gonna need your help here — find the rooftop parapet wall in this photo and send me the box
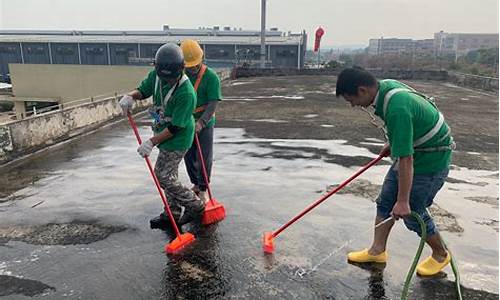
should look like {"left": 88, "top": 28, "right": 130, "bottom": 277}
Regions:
{"left": 232, "top": 67, "right": 448, "bottom": 80}
{"left": 448, "top": 72, "right": 499, "bottom": 93}
{"left": 0, "top": 95, "right": 150, "bottom": 165}
{"left": 232, "top": 67, "right": 497, "bottom": 93}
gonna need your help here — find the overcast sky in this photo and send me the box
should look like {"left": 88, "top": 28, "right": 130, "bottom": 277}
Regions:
{"left": 0, "top": 0, "right": 498, "bottom": 48}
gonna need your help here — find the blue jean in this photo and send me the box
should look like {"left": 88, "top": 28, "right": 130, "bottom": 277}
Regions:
{"left": 376, "top": 163, "right": 449, "bottom": 237}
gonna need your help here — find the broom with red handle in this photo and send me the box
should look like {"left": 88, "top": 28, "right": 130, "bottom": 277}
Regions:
{"left": 194, "top": 133, "right": 226, "bottom": 225}
{"left": 263, "top": 155, "right": 384, "bottom": 254}
{"left": 127, "top": 113, "right": 195, "bottom": 254}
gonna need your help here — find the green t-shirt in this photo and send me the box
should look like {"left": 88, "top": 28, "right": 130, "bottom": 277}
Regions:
{"left": 187, "top": 66, "right": 222, "bottom": 128}
{"left": 137, "top": 70, "right": 196, "bottom": 151}
{"left": 374, "top": 79, "right": 453, "bottom": 174}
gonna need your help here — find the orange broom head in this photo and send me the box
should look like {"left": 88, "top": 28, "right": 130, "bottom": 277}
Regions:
{"left": 164, "top": 232, "right": 195, "bottom": 254}
{"left": 263, "top": 232, "right": 275, "bottom": 254}
{"left": 201, "top": 198, "right": 226, "bottom": 225}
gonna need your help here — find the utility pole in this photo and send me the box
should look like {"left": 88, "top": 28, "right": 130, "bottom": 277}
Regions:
{"left": 260, "top": 0, "right": 266, "bottom": 68}
{"left": 438, "top": 34, "right": 444, "bottom": 70}
{"left": 317, "top": 47, "right": 321, "bottom": 68}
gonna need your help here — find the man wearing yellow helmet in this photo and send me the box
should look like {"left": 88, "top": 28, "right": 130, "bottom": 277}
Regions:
{"left": 180, "top": 39, "right": 222, "bottom": 203}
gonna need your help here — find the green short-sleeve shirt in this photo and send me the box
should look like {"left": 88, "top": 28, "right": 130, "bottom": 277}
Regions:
{"left": 374, "top": 79, "right": 452, "bottom": 174}
{"left": 187, "top": 66, "right": 222, "bottom": 128}
{"left": 137, "top": 70, "right": 196, "bottom": 151}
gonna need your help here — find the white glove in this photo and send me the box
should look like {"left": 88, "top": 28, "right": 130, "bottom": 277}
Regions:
{"left": 137, "top": 139, "right": 154, "bottom": 157}
{"left": 119, "top": 95, "right": 135, "bottom": 116}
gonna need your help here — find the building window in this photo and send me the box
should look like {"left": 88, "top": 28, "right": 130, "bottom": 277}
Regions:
{"left": 277, "top": 50, "right": 296, "bottom": 57}
{"left": 55, "top": 46, "right": 75, "bottom": 55}
{"left": 0, "top": 46, "right": 17, "bottom": 53}
{"left": 207, "top": 49, "right": 229, "bottom": 59}
{"left": 236, "top": 48, "right": 259, "bottom": 60}
{"left": 85, "top": 47, "right": 105, "bottom": 54}
{"left": 26, "top": 46, "right": 45, "bottom": 54}
{"left": 115, "top": 47, "right": 129, "bottom": 54}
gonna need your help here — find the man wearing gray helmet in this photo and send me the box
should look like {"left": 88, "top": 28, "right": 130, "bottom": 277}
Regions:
{"left": 119, "top": 43, "right": 205, "bottom": 230}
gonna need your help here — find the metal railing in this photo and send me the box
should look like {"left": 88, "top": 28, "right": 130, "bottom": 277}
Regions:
{"left": 27, "top": 90, "right": 129, "bottom": 117}
{"left": 451, "top": 71, "right": 499, "bottom": 80}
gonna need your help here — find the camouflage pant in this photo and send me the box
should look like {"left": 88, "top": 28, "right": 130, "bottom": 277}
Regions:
{"left": 154, "top": 149, "right": 205, "bottom": 221}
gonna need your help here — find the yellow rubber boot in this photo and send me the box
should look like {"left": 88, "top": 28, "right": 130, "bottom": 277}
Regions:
{"left": 416, "top": 252, "right": 451, "bottom": 276}
{"left": 347, "top": 248, "right": 387, "bottom": 263}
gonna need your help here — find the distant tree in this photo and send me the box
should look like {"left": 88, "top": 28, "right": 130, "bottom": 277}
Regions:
{"left": 352, "top": 53, "right": 370, "bottom": 66}
{"left": 449, "top": 62, "right": 460, "bottom": 70}
{"left": 336, "top": 47, "right": 498, "bottom": 77}
{"left": 463, "top": 48, "right": 498, "bottom": 66}
{"left": 469, "top": 66, "right": 480, "bottom": 75}
{"left": 339, "top": 53, "right": 353, "bottom": 66}
{"left": 325, "top": 60, "right": 341, "bottom": 69}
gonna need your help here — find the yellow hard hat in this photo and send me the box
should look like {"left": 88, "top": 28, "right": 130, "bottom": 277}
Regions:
{"left": 180, "top": 39, "right": 204, "bottom": 68}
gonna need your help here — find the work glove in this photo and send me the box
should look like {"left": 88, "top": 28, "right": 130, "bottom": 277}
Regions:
{"left": 119, "top": 95, "right": 135, "bottom": 116}
{"left": 137, "top": 139, "right": 154, "bottom": 157}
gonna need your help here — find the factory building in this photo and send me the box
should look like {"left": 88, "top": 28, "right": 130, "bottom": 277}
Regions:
{"left": 0, "top": 27, "right": 307, "bottom": 79}
{"left": 368, "top": 32, "right": 498, "bottom": 57}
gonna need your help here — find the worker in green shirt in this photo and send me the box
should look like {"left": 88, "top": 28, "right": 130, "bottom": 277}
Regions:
{"left": 335, "top": 67, "right": 455, "bottom": 276}
{"left": 118, "top": 43, "right": 205, "bottom": 230}
{"left": 180, "top": 39, "right": 222, "bottom": 203}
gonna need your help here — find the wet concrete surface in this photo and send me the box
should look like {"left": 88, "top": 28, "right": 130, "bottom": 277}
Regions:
{"left": 0, "top": 222, "right": 127, "bottom": 246}
{"left": 0, "top": 76, "right": 498, "bottom": 299}
{"left": 0, "top": 275, "right": 54, "bottom": 297}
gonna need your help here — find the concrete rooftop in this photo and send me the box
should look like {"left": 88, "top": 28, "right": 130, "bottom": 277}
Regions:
{"left": 0, "top": 75, "right": 498, "bottom": 299}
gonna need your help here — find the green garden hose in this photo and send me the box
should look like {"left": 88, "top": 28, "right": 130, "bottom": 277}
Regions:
{"left": 401, "top": 211, "right": 463, "bottom": 300}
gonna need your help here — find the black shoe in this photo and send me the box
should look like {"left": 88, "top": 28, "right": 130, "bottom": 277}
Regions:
{"left": 150, "top": 205, "right": 204, "bottom": 230}
{"left": 172, "top": 204, "right": 204, "bottom": 228}
{"left": 150, "top": 213, "right": 176, "bottom": 230}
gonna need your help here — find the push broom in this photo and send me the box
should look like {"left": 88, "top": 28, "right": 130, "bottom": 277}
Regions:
{"left": 127, "top": 113, "right": 195, "bottom": 254}
{"left": 194, "top": 133, "right": 226, "bottom": 225}
{"left": 263, "top": 155, "right": 384, "bottom": 254}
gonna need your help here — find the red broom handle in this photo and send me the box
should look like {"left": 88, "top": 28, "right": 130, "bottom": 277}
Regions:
{"left": 194, "top": 133, "right": 215, "bottom": 203}
{"left": 272, "top": 155, "right": 384, "bottom": 238}
{"left": 127, "top": 114, "right": 182, "bottom": 239}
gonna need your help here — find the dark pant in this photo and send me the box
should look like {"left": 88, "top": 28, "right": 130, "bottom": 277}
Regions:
{"left": 184, "top": 125, "right": 214, "bottom": 191}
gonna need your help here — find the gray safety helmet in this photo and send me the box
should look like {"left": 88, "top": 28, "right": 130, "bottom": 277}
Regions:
{"left": 154, "top": 43, "right": 185, "bottom": 81}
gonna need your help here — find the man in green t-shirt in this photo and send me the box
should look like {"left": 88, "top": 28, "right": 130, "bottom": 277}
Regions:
{"left": 118, "top": 43, "right": 204, "bottom": 230}
{"left": 335, "top": 67, "right": 455, "bottom": 276}
{"left": 180, "top": 39, "right": 222, "bottom": 203}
